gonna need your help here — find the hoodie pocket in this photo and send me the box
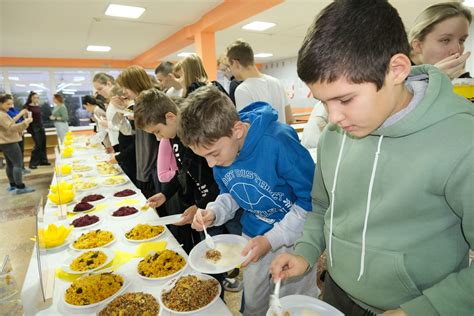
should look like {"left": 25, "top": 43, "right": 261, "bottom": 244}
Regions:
{"left": 328, "top": 234, "right": 421, "bottom": 310}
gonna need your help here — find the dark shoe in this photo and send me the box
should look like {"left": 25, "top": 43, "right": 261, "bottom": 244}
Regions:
{"left": 16, "top": 187, "right": 35, "bottom": 194}
{"left": 223, "top": 278, "right": 243, "bottom": 292}
{"left": 29, "top": 165, "right": 38, "bottom": 169}
{"left": 39, "top": 162, "right": 51, "bottom": 166}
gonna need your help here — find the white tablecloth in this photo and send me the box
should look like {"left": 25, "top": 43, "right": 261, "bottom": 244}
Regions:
{"left": 20, "top": 141, "right": 231, "bottom": 316}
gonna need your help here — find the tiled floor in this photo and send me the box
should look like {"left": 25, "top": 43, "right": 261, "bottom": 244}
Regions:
{"left": 0, "top": 163, "right": 244, "bottom": 315}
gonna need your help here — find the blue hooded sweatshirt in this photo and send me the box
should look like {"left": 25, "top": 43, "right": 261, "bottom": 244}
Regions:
{"left": 212, "top": 102, "right": 314, "bottom": 238}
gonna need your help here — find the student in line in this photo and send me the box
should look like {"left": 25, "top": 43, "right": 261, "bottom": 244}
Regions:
{"left": 179, "top": 86, "right": 318, "bottom": 315}
{"left": 24, "top": 91, "right": 50, "bottom": 169}
{"left": 7, "top": 102, "right": 29, "bottom": 174}
{"left": 82, "top": 95, "right": 112, "bottom": 151}
{"left": 0, "top": 94, "right": 35, "bottom": 194}
{"left": 226, "top": 39, "right": 294, "bottom": 124}
{"left": 270, "top": 1, "right": 474, "bottom": 315}
{"left": 154, "top": 62, "right": 183, "bottom": 97}
{"left": 49, "top": 94, "right": 69, "bottom": 142}
{"left": 410, "top": 1, "right": 472, "bottom": 79}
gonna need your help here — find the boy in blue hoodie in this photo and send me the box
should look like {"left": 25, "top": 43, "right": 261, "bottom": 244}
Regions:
{"left": 270, "top": 1, "right": 474, "bottom": 316}
{"left": 178, "top": 86, "right": 319, "bottom": 316}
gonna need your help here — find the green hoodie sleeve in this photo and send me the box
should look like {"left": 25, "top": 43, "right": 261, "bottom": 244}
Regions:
{"left": 294, "top": 132, "right": 328, "bottom": 267}
{"left": 401, "top": 146, "right": 474, "bottom": 316}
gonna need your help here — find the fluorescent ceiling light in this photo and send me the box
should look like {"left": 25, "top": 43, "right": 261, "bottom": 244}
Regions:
{"left": 464, "top": 0, "right": 474, "bottom": 7}
{"left": 62, "top": 91, "right": 75, "bottom": 95}
{"left": 87, "top": 45, "right": 111, "bottom": 52}
{"left": 177, "top": 52, "right": 195, "bottom": 57}
{"left": 29, "top": 83, "right": 49, "bottom": 90}
{"left": 105, "top": 4, "right": 145, "bottom": 19}
{"left": 73, "top": 76, "right": 85, "bottom": 82}
{"left": 242, "top": 21, "right": 276, "bottom": 31}
{"left": 8, "top": 76, "right": 19, "bottom": 81}
{"left": 15, "top": 84, "right": 26, "bottom": 87}
{"left": 62, "top": 89, "right": 77, "bottom": 92}
{"left": 254, "top": 53, "right": 273, "bottom": 58}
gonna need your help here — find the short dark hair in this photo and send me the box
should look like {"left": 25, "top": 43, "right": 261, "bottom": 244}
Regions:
{"left": 297, "top": 0, "right": 410, "bottom": 90}
{"left": 134, "top": 88, "right": 178, "bottom": 129}
{"left": 0, "top": 93, "right": 12, "bottom": 104}
{"left": 154, "top": 61, "right": 174, "bottom": 75}
{"left": 82, "top": 95, "right": 98, "bottom": 106}
{"left": 178, "top": 86, "right": 239, "bottom": 148}
{"left": 226, "top": 40, "right": 255, "bottom": 67}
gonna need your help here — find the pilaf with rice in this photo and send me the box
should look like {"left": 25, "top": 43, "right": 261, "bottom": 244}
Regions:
{"left": 137, "top": 250, "right": 186, "bottom": 278}
{"left": 64, "top": 273, "right": 123, "bottom": 306}
{"left": 73, "top": 229, "right": 114, "bottom": 249}
{"left": 161, "top": 275, "right": 219, "bottom": 312}
{"left": 125, "top": 224, "right": 165, "bottom": 241}
{"left": 99, "top": 292, "right": 160, "bottom": 316}
{"left": 70, "top": 251, "right": 107, "bottom": 272}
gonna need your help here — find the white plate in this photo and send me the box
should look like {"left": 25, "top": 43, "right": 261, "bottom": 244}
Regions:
{"left": 188, "top": 234, "right": 250, "bottom": 274}
{"left": 266, "top": 295, "right": 344, "bottom": 316}
{"left": 97, "top": 169, "right": 122, "bottom": 177}
{"left": 62, "top": 273, "right": 130, "bottom": 310}
{"left": 109, "top": 207, "right": 140, "bottom": 220}
{"left": 159, "top": 273, "right": 221, "bottom": 315}
{"left": 124, "top": 224, "right": 167, "bottom": 243}
{"left": 136, "top": 248, "right": 188, "bottom": 281}
{"left": 149, "top": 214, "right": 183, "bottom": 226}
{"left": 102, "top": 177, "right": 128, "bottom": 187}
{"left": 69, "top": 231, "right": 116, "bottom": 251}
{"left": 112, "top": 190, "right": 138, "bottom": 199}
{"left": 61, "top": 248, "right": 115, "bottom": 275}
{"left": 49, "top": 200, "right": 75, "bottom": 208}
{"left": 74, "top": 182, "right": 99, "bottom": 192}
{"left": 93, "top": 154, "right": 112, "bottom": 162}
{"left": 69, "top": 215, "right": 103, "bottom": 230}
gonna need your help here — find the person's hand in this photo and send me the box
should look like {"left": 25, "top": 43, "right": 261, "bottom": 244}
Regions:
{"left": 147, "top": 193, "right": 167, "bottom": 208}
{"left": 126, "top": 113, "right": 134, "bottom": 121}
{"left": 108, "top": 156, "right": 118, "bottom": 164}
{"left": 19, "top": 109, "right": 28, "bottom": 116}
{"left": 241, "top": 236, "right": 272, "bottom": 268}
{"left": 105, "top": 147, "right": 114, "bottom": 154}
{"left": 270, "top": 253, "right": 309, "bottom": 281}
{"left": 191, "top": 209, "right": 215, "bottom": 231}
{"left": 379, "top": 308, "right": 406, "bottom": 316}
{"left": 434, "top": 52, "right": 471, "bottom": 80}
{"left": 49, "top": 115, "right": 55, "bottom": 120}
{"left": 24, "top": 117, "right": 33, "bottom": 125}
{"left": 110, "top": 96, "right": 128, "bottom": 110}
{"left": 173, "top": 205, "right": 198, "bottom": 226}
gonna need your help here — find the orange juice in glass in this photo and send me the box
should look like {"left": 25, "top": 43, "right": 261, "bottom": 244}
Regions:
{"left": 452, "top": 78, "right": 474, "bottom": 101}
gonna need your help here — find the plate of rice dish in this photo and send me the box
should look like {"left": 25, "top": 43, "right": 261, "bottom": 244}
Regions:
{"left": 103, "top": 176, "right": 128, "bottom": 187}
{"left": 125, "top": 224, "right": 165, "bottom": 243}
{"left": 137, "top": 249, "right": 187, "bottom": 280}
{"left": 70, "top": 229, "right": 115, "bottom": 250}
{"left": 63, "top": 273, "right": 127, "bottom": 308}
{"left": 99, "top": 292, "right": 160, "bottom": 316}
{"left": 70, "top": 214, "right": 102, "bottom": 230}
{"left": 159, "top": 274, "right": 220, "bottom": 314}
{"left": 62, "top": 249, "right": 114, "bottom": 274}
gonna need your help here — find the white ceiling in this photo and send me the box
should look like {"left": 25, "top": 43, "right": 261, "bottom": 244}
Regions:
{"left": 1, "top": 0, "right": 469, "bottom": 64}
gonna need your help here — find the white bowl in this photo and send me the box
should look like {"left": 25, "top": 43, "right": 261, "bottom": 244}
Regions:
{"left": 61, "top": 248, "right": 115, "bottom": 275}
{"left": 265, "top": 295, "right": 343, "bottom": 316}
{"left": 188, "top": 234, "right": 250, "bottom": 274}
{"left": 159, "top": 273, "right": 221, "bottom": 315}
{"left": 69, "top": 231, "right": 116, "bottom": 251}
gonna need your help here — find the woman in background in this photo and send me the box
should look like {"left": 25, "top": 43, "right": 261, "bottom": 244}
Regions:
{"left": 180, "top": 54, "right": 228, "bottom": 97}
{"left": 409, "top": 2, "right": 472, "bottom": 79}
{"left": 24, "top": 91, "right": 49, "bottom": 169}
{"left": 0, "top": 94, "right": 34, "bottom": 194}
{"left": 49, "top": 94, "right": 69, "bottom": 142}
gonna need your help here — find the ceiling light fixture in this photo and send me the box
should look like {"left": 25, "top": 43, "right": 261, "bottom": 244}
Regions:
{"left": 73, "top": 76, "right": 85, "bottom": 82}
{"left": 242, "top": 21, "right": 276, "bottom": 31}
{"left": 254, "top": 53, "right": 273, "bottom": 58}
{"left": 87, "top": 45, "right": 111, "bottom": 52}
{"left": 15, "top": 84, "right": 26, "bottom": 87}
{"left": 8, "top": 76, "right": 19, "bottom": 81}
{"left": 177, "top": 52, "right": 195, "bottom": 57}
{"left": 105, "top": 4, "right": 145, "bottom": 19}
